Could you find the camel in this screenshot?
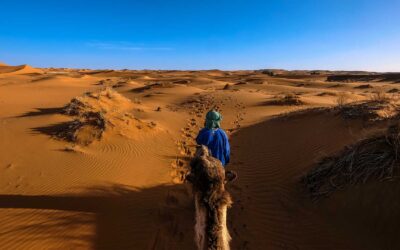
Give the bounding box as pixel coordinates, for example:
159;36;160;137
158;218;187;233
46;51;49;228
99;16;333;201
186;145;237;250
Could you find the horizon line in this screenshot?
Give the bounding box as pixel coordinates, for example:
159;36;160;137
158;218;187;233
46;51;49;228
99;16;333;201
2;61;399;74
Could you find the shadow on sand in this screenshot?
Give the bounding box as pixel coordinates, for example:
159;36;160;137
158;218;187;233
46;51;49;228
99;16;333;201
0;184;195;249
15;107;65;118
31;121;72;137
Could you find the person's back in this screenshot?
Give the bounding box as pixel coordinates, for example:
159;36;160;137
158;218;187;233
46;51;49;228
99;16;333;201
196;110;230;166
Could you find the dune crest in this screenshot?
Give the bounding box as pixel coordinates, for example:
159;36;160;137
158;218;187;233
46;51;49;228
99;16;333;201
0;64;44;75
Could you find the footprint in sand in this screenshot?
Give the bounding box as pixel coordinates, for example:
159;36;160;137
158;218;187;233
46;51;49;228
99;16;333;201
172;93;221;184
6;163;15;170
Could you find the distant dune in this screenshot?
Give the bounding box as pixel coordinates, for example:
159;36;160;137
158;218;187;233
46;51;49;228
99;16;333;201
0;64;44;75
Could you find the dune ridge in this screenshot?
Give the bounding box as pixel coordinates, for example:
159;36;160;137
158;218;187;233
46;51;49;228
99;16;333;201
0;64;44;75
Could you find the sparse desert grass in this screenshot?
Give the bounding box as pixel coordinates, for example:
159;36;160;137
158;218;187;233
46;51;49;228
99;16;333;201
338;100;400;122
335;92;350;108
223;83;232;90
53;88;153;145
303;124;400;200
333;90;399;122
264;93;303;106
370;88;389;102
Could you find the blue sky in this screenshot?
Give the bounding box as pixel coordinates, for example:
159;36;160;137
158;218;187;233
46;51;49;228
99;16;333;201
1;0;399;71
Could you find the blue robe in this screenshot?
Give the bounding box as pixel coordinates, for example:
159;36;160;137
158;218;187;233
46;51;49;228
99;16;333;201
196;128;230;166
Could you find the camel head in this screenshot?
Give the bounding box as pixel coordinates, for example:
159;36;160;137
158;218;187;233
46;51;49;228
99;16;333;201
186;145;237;250
186;145;237;187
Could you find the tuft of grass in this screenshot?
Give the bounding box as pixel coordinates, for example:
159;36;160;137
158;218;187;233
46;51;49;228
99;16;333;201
264;93;303;106
302;124;400;200
370;89;388;103
335;92;350;108
223;84;232;90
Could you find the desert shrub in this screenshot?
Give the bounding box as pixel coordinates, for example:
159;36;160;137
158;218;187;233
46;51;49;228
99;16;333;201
223;84;231;90
302;124;400;200
370;89;388;102
338;100;400;122
261;70;275;76
335;92;350;107
264;93;303;106
57;88;153;145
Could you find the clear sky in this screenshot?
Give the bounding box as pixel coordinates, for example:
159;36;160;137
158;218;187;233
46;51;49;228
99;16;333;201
1;0;399;71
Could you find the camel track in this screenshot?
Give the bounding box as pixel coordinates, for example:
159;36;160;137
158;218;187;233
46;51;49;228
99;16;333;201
171;92;246;183
161;91;247;248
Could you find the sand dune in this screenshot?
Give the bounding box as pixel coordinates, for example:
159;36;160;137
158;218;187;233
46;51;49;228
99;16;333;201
0;64;44;75
1;65;400;249
56;88;159;145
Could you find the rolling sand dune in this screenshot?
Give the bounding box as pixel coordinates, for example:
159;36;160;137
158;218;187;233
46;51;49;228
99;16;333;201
0;64;44;75
1;65;400;249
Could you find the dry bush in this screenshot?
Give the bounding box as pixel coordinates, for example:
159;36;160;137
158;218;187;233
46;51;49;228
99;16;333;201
335;88;400;122
338;100;400;122
370;88;388;102
223;84;232;90
335;92;350;107
58;88;149;145
265;93;303;106
302;124;400;200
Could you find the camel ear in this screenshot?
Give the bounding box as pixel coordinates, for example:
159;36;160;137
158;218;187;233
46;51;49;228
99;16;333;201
225;170;237;182
185;172;195;183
